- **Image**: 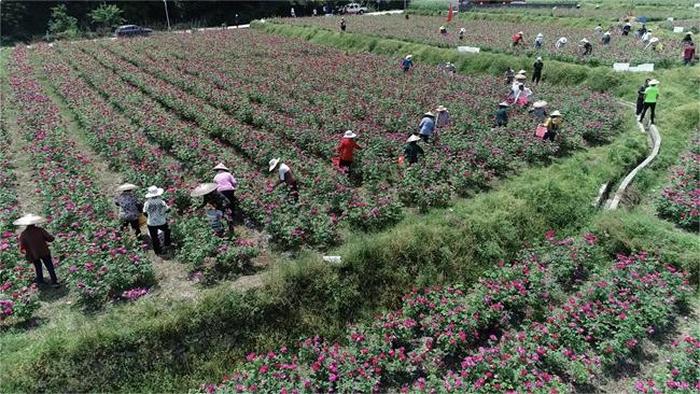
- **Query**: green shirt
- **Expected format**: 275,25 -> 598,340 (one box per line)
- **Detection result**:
644,86 -> 659,103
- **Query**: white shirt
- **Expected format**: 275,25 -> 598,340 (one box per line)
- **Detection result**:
278,163 -> 290,181
556,37 -> 567,48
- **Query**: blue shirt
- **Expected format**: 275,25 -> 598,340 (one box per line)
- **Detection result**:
206,209 -> 224,233
402,59 -> 413,70
419,116 -> 435,136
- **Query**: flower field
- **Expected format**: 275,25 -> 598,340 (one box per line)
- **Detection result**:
200,234 -> 692,393
656,134 -> 700,232
33,30 -> 619,248
280,14 -> 685,66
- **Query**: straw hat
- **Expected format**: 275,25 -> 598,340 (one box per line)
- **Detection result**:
536,33 -> 543,38
343,130 -> 357,139
559,37 -> 568,43
145,185 -> 164,198
518,69 -> 527,74
423,111 -> 435,117
406,54 -> 413,60
536,56 -> 542,61
268,158 -> 280,172
499,102 -> 510,107
533,100 -> 548,108
13,213 -> 46,226
117,183 -> 138,192
190,183 -> 218,197
518,31 -> 524,35
213,163 -> 229,171
407,134 -> 421,143
514,74 -> 527,80
603,31 -> 611,36
440,25 -> 445,30
460,28 -> 465,32
436,105 -> 447,112
648,79 -> 659,85
580,38 -> 589,43
551,110 -> 562,117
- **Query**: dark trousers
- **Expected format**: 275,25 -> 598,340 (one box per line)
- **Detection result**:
544,130 -> 557,142
639,102 -> 656,124
287,182 -> 299,203
147,223 -> 171,254
120,219 -> 141,236
532,72 -> 541,84
636,97 -> 644,115
420,134 -> 430,143
219,190 -> 239,226
31,254 -> 58,284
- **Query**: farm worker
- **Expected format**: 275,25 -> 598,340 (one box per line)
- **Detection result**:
622,22 -> 632,36
191,183 -> 231,236
15,214 -> 60,287
402,54 -> 413,73
641,29 -> 652,44
639,79 -> 659,125
443,62 -> 456,75
543,111 -> 563,142
435,105 -> 451,129
512,31 -> 524,47
579,39 -> 592,56
594,24 -> 602,34
495,102 -> 509,127
418,111 -> 436,143
337,130 -> 361,171
532,57 -> 543,85
340,17 -> 347,32
534,33 -> 544,49
143,186 -> 172,256
290,7 -> 296,17
645,37 -> 660,51
510,73 -> 527,100
602,31 -> 611,46
637,24 -> 647,39
529,100 -> 548,123
682,32 -> 693,44
439,26 -> 447,35
403,134 -> 424,165
213,163 -> 238,207
114,183 -> 142,237
513,83 -> 533,107
459,28 -> 465,40
269,158 -> 299,202
504,67 -> 515,85
683,42 -> 696,65
636,78 -> 650,116
555,36 -> 568,49
313,8 -> 318,16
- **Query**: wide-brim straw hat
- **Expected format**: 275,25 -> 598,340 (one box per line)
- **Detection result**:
536,56 -> 543,61
343,130 -> 357,139
145,186 -> 164,198
515,74 -> 527,80
518,31 -> 524,35
191,183 -> 218,197
269,158 -> 280,172
406,54 -> 413,60
499,102 -> 510,107
436,105 -> 447,112
213,163 -> 229,171
117,183 -> 138,192
407,134 -> 421,143
423,111 -> 435,117
13,213 -> 46,226
580,38 -> 589,43
518,69 -> 527,74
533,100 -> 548,108
648,79 -> 659,85
551,110 -> 562,117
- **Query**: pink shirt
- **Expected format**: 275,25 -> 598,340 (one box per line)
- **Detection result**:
214,171 -> 237,192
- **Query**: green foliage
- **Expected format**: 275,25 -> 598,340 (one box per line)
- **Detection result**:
48,4 -> 79,40
89,4 -> 124,34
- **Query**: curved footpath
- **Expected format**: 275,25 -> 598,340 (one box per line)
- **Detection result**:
606,102 -> 662,210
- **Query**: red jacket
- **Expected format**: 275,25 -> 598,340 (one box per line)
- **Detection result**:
337,138 -> 360,162
684,46 -> 695,59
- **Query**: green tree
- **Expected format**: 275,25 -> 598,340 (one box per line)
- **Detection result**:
48,4 -> 79,40
89,4 -> 125,35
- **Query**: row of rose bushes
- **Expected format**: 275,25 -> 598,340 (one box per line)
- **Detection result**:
63,31 -> 618,225
4,47 -> 156,311
0,106 -> 39,322
656,133 -> 699,232
32,46 -> 262,284
200,233 -> 691,392
634,334 -> 700,393
280,14 -> 685,66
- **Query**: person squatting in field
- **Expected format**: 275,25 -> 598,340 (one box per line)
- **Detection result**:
269,158 -> 299,202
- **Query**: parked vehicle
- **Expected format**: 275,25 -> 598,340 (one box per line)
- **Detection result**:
342,3 -> 368,14
114,25 -> 153,38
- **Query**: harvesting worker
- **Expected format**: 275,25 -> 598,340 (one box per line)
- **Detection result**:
213,162 -> 238,210
418,111 -> 436,143
15,214 -> 60,288
504,67 -> 515,85
435,105 -> 451,130
636,78 -> 651,116
403,134 -> 424,165
495,102 -> 509,127
529,100 -> 548,123
143,186 -> 172,256
579,38 -> 593,56
555,36 -> 568,49
402,54 -> 413,73
269,158 -> 299,202
532,57 -> 544,85
459,28 -> 465,40
534,33 -> 544,49
191,183 -> 231,237
114,183 -> 142,237
638,79 -> 659,125
512,31 -> 524,47
622,22 -> 632,36
683,42 -> 696,65
439,25 -> 447,36
602,31 -> 611,46
340,17 -> 347,32
337,130 -> 361,172
542,110 -> 563,142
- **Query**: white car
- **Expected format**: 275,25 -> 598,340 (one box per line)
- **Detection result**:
343,3 -> 368,14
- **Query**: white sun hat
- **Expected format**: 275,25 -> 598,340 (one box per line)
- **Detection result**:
213,163 -> 230,171
515,74 -> 527,80
533,100 -> 548,108
536,56 -> 543,61
536,33 -> 543,37
518,31 -> 524,35
580,38 -> 589,43
460,28 -> 465,32
440,25 -> 445,30
268,158 -> 280,172
117,183 -> 138,192
517,69 -> 527,74
406,54 -> 413,60
551,110 -> 562,117
190,183 -> 218,197
499,101 -> 510,107
423,111 -> 435,117
436,105 -> 447,112
343,130 -> 357,139
145,185 -> 164,198
407,134 -> 422,143
13,213 -> 46,226
648,79 -> 659,85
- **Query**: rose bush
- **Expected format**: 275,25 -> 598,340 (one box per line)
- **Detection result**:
656,134 -> 699,232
